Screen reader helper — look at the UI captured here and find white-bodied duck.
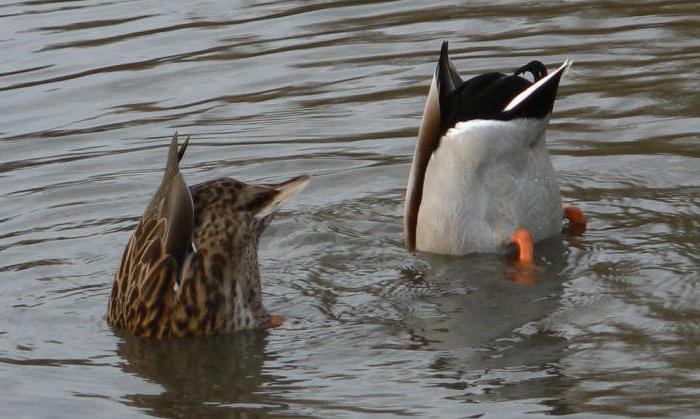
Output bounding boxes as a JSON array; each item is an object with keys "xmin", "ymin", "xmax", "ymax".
[{"xmin": 405, "ymin": 42, "xmax": 586, "ymax": 263}]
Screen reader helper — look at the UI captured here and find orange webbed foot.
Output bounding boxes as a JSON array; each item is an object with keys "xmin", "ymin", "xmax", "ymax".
[
  {"xmin": 510, "ymin": 228, "xmax": 538, "ymax": 285},
  {"xmin": 511, "ymin": 228, "xmax": 534, "ymax": 265},
  {"xmin": 268, "ymin": 315, "xmax": 284, "ymax": 329},
  {"xmin": 564, "ymin": 205, "xmax": 587, "ymax": 235}
]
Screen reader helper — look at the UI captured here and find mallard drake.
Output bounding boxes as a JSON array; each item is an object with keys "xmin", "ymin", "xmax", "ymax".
[
  {"xmin": 107, "ymin": 134, "xmax": 309, "ymax": 338},
  {"xmin": 404, "ymin": 42, "xmax": 585, "ymax": 262}
]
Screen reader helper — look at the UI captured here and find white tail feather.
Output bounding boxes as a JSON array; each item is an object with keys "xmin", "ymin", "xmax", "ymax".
[{"xmin": 503, "ymin": 59, "xmax": 573, "ymax": 112}]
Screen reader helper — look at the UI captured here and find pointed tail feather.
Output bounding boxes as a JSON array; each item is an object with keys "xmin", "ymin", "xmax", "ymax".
[
  {"xmin": 436, "ymin": 41, "xmax": 463, "ymax": 115},
  {"xmin": 503, "ymin": 59, "xmax": 572, "ymax": 118},
  {"xmin": 177, "ymin": 135, "xmax": 190, "ymax": 162},
  {"xmin": 163, "ymin": 132, "xmax": 183, "ymax": 181}
]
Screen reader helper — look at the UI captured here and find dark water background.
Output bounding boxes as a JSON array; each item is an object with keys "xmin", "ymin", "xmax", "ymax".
[{"xmin": 1, "ymin": 1, "xmax": 698, "ymax": 417}]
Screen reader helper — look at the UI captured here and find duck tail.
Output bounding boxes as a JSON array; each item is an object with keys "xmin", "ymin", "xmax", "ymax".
[{"xmin": 503, "ymin": 59, "xmax": 573, "ymax": 118}]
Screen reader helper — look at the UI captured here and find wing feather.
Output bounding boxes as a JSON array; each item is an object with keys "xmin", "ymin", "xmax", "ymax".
[{"xmin": 108, "ymin": 135, "xmax": 195, "ymax": 336}]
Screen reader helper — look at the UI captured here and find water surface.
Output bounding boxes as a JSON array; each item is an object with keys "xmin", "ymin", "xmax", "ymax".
[{"xmin": 1, "ymin": 0, "xmax": 699, "ymax": 417}]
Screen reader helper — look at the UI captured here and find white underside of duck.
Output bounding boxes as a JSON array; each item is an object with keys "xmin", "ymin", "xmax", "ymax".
[
  {"xmin": 416, "ymin": 118, "xmax": 563, "ymax": 255},
  {"xmin": 404, "ymin": 42, "xmax": 574, "ymax": 257}
]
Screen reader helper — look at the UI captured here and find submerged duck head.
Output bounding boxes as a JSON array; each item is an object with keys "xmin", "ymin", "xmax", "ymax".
[
  {"xmin": 405, "ymin": 42, "xmax": 583, "ymax": 260},
  {"xmin": 108, "ymin": 134, "xmax": 309, "ymax": 338}
]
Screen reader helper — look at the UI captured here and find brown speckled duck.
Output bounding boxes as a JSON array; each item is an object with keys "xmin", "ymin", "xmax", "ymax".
[{"xmin": 107, "ymin": 134, "xmax": 310, "ymax": 339}]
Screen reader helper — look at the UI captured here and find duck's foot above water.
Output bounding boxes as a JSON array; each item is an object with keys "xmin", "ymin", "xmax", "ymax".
[
  {"xmin": 564, "ymin": 205, "xmax": 587, "ymax": 235},
  {"xmin": 511, "ymin": 228, "xmax": 534, "ymax": 265},
  {"xmin": 268, "ymin": 315, "xmax": 284, "ymax": 328},
  {"xmin": 509, "ymin": 229, "xmax": 540, "ymax": 285}
]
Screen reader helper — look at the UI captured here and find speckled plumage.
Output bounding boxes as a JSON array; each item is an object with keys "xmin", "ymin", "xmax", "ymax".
[{"xmin": 107, "ymin": 134, "xmax": 309, "ymax": 339}]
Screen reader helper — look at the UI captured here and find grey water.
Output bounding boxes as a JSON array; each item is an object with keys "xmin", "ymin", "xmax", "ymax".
[{"xmin": 1, "ymin": 0, "xmax": 698, "ymax": 417}]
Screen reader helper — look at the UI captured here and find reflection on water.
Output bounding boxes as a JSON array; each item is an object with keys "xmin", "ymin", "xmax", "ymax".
[
  {"xmin": 118, "ymin": 332, "xmax": 272, "ymax": 417},
  {"xmin": 0, "ymin": 0, "xmax": 698, "ymax": 417}
]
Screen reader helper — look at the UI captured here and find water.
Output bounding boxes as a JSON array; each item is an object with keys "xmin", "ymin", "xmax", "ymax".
[{"xmin": 1, "ymin": 0, "xmax": 698, "ymax": 417}]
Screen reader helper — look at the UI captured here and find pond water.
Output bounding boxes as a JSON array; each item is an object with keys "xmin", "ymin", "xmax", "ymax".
[{"xmin": 1, "ymin": 0, "xmax": 698, "ymax": 417}]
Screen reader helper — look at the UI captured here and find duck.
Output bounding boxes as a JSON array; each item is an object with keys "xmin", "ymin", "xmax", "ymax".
[
  {"xmin": 404, "ymin": 41, "xmax": 586, "ymax": 262},
  {"xmin": 107, "ymin": 134, "xmax": 310, "ymax": 338}
]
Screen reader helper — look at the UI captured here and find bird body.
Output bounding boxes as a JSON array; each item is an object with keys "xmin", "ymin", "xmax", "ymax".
[
  {"xmin": 405, "ymin": 42, "xmax": 573, "ymax": 256},
  {"xmin": 107, "ymin": 135, "xmax": 309, "ymax": 338},
  {"xmin": 416, "ymin": 118, "xmax": 563, "ymax": 255}
]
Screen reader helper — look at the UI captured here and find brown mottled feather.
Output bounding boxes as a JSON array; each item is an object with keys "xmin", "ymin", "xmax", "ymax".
[{"xmin": 107, "ymin": 134, "xmax": 310, "ymax": 339}]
